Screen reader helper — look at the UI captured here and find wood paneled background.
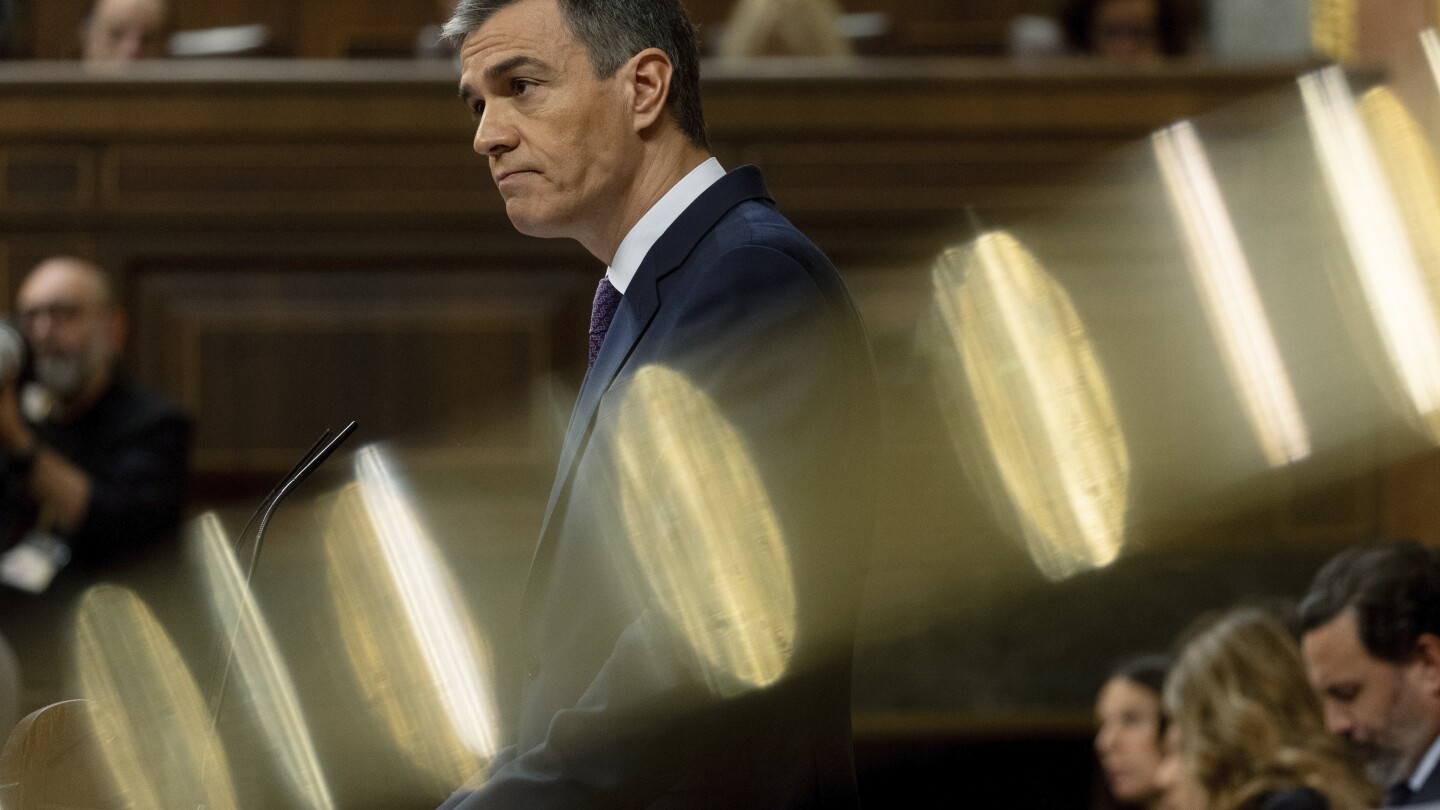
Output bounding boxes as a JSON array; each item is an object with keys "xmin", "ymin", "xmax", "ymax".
[
  {"xmin": 14, "ymin": 0, "xmax": 1056, "ymax": 59},
  {"xmin": 0, "ymin": 59, "xmax": 1311, "ymax": 486},
  {"xmin": 4, "ymin": 53, "xmax": 1440, "ymax": 810}
]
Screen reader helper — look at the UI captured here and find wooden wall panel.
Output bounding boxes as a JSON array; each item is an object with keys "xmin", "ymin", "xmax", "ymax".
[
  {"xmin": 22, "ymin": 0, "xmax": 1076, "ymax": 60},
  {"xmin": 0, "ymin": 59, "xmax": 1315, "ymax": 493},
  {"xmin": 23, "ymin": 0, "xmax": 88, "ymax": 60},
  {"xmin": 0, "ymin": 147, "xmax": 95, "ymax": 213},
  {"xmin": 102, "ymin": 144, "xmax": 492, "ymax": 216},
  {"xmin": 0, "ymin": 58, "xmax": 1312, "ymax": 481},
  {"xmin": 135, "ymin": 268, "xmax": 584, "ymax": 475}
]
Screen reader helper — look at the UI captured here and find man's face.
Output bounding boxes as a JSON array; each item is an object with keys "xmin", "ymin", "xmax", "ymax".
[
  {"xmin": 16, "ymin": 262, "xmax": 118, "ymax": 399},
  {"xmin": 1092, "ymin": 0, "xmax": 1160, "ymax": 59},
  {"xmin": 1303, "ymin": 609, "xmax": 1440, "ymax": 785},
  {"xmin": 85, "ymin": 0, "xmax": 167, "ymax": 64},
  {"xmin": 457, "ymin": 0, "xmax": 641, "ymax": 244}
]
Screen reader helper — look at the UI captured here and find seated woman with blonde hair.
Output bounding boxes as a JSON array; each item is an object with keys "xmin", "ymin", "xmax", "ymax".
[{"xmin": 1158, "ymin": 606, "xmax": 1377, "ymax": 810}]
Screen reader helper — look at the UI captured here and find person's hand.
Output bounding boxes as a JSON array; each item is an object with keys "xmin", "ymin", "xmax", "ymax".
[{"xmin": 0, "ymin": 381, "xmax": 35, "ymax": 456}]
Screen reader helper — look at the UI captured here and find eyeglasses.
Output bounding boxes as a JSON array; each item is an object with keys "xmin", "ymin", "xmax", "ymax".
[{"xmin": 17, "ymin": 300, "xmax": 97, "ymax": 330}]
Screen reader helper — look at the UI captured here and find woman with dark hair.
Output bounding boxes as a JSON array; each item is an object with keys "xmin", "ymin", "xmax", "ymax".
[
  {"xmin": 1095, "ymin": 655, "xmax": 1170, "ymax": 810},
  {"xmin": 1062, "ymin": 0, "xmax": 1195, "ymax": 58}
]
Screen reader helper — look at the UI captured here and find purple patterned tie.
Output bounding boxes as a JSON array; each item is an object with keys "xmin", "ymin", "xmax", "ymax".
[{"xmin": 589, "ymin": 277, "xmax": 623, "ymax": 369}]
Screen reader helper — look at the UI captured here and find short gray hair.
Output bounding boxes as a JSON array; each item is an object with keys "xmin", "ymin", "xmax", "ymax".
[{"xmin": 443, "ymin": 0, "xmax": 708, "ymax": 150}]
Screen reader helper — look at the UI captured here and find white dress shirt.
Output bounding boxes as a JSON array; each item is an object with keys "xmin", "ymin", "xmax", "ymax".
[
  {"xmin": 605, "ymin": 157, "xmax": 726, "ymax": 294},
  {"xmin": 1409, "ymin": 732, "xmax": 1440, "ymax": 794}
]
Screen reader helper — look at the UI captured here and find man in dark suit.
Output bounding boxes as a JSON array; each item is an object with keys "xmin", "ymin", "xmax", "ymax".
[
  {"xmin": 1300, "ymin": 541, "xmax": 1440, "ymax": 807},
  {"xmin": 437, "ymin": 0, "xmax": 877, "ymax": 807}
]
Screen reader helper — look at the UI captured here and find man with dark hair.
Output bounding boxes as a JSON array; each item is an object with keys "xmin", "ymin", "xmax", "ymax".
[
  {"xmin": 437, "ymin": 0, "xmax": 877, "ymax": 807},
  {"xmin": 1298, "ymin": 540, "xmax": 1440, "ymax": 807}
]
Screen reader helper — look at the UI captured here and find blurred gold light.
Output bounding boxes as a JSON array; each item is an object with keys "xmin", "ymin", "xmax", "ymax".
[
  {"xmin": 1425, "ymin": 28, "xmax": 1440, "ymax": 95},
  {"xmin": 1153, "ymin": 120, "xmax": 1311, "ymax": 467},
  {"xmin": 1302, "ymin": 68, "xmax": 1440, "ymax": 441},
  {"xmin": 1361, "ymin": 87, "xmax": 1440, "ymax": 294},
  {"xmin": 931, "ymin": 232, "xmax": 1130, "ymax": 580},
  {"xmin": 1311, "ymin": 0, "xmax": 1356, "ymax": 62},
  {"xmin": 192, "ymin": 512, "xmax": 335, "ymax": 810},
  {"xmin": 601, "ymin": 364, "xmax": 797, "ymax": 698},
  {"xmin": 74, "ymin": 585, "xmax": 239, "ymax": 810},
  {"xmin": 324, "ymin": 446, "xmax": 499, "ymax": 792}
]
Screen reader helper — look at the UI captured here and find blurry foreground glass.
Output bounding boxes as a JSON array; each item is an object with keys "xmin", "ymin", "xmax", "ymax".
[
  {"xmin": 930, "ymin": 231, "xmax": 1130, "ymax": 580},
  {"xmin": 1153, "ymin": 120, "xmax": 1311, "ymax": 467},
  {"xmin": 1302, "ymin": 68, "xmax": 1440, "ymax": 443},
  {"xmin": 323, "ymin": 447, "xmax": 499, "ymax": 792},
  {"xmin": 74, "ymin": 585, "xmax": 239, "ymax": 810},
  {"xmin": 599, "ymin": 364, "xmax": 797, "ymax": 697},
  {"xmin": 1310, "ymin": 0, "xmax": 1356, "ymax": 62},
  {"xmin": 1425, "ymin": 29, "xmax": 1440, "ymax": 98},
  {"xmin": 193, "ymin": 512, "xmax": 335, "ymax": 810}
]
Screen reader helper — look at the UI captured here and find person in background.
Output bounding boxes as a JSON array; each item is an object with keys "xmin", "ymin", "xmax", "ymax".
[
  {"xmin": 82, "ymin": 0, "xmax": 168, "ymax": 65},
  {"xmin": 1299, "ymin": 541, "xmax": 1440, "ymax": 807},
  {"xmin": 0, "ymin": 257, "xmax": 188, "ymax": 703},
  {"xmin": 1062, "ymin": 0, "xmax": 1195, "ymax": 59},
  {"xmin": 1161, "ymin": 606, "xmax": 1377, "ymax": 810},
  {"xmin": 1095, "ymin": 655, "xmax": 1171, "ymax": 810}
]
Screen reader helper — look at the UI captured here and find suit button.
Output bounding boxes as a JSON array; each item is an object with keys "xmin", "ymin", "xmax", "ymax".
[{"xmin": 526, "ymin": 657, "xmax": 540, "ymax": 678}]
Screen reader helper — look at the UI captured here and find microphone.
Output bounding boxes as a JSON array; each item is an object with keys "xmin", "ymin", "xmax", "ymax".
[
  {"xmin": 0, "ymin": 321, "xmax": 25, "ymax": 383},
  {"xmin": 197, "ymin": 421, "xmax": 358, "ymax": 802}
]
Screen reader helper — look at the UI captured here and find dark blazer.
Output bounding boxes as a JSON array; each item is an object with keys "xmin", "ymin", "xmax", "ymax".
[
  {"xmin": 1257, "ymin": 788, "xmax": 1327, "ymax": 810},
  {"xmin": 442, "ymin": 165, "xmax": 878, "ymax": 809},
  {"xmin": 1390, "ymin": 757, "xmax": 1440, "ymax": 807}
]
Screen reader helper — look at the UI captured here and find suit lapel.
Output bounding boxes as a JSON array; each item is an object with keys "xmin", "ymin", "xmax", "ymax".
[{"xmin": 522, "ymin": 166, "xmax": 775, "ymax": 613}]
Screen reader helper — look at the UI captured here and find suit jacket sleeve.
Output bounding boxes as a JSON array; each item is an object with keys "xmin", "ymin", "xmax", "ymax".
[{"xmin": 444, "ymin": 243, "xmax": 873, "ymax": 809}]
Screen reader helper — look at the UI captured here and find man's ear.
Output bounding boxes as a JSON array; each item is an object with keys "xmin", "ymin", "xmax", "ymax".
[
  {"xmin": 1413, "ymin": 633, "xmax": 1440, "ymax": 696},
  {"xmin": 627, "ymin": 47, "xmax": 673, "ymax": 133}
]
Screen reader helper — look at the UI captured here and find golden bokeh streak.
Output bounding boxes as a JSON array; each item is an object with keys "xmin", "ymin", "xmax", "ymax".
[
  {"xmin": 1424, "ymin": 28, "xmax": 1440, "ymax": 96},
  {"xmin": 1153, "ymin": 121, "xmax": 1311, "ymax": 466},
  {"xmin": 323, "ymin": 446, "xmax": 500, "ymax": 790},
  {"xmin": 608, "ymin": 365, "xmax": 797, "ymax": 697},
  {"xmin": 1302, "ymin": 68, "xmax": 1440, "ymax": 442},
  {"xmin": 192, "ymin": 512, "xmax": 336, "ymax": 810},
  {"xmin": 74, "ymin": 585, "xmax": 239, "ymax": 810},
  {"xmin": 1310, "ymin": 0, "xmax": 1356, "ymax": 62},
  {"xmin": 932, "ymin": 232, "xmax": 1129, "ymax": 580},
  {"xmin": 353, "ymin": 447, "xmax": 500, "ymax": 761},
  {"xmin": 1358, "ymin": 86, "xmax": 1440, "ymax": 441},
  {"xmin": 324, "ymin": 485, "xmax": 488, "ymax": 790}
]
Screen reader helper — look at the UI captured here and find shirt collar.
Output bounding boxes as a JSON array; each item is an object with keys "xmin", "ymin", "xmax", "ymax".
[
  {"xmin": 605, "ymin": 157, "xmax": 725, "ymax": 294},
  {"xmin": 1409, "ymin": 732, "xmax": 1440, "ymax": 792}
]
